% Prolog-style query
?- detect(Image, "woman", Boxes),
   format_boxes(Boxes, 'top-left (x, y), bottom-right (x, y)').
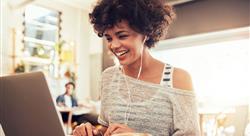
top-left (73, 0), bottom-right (200, 135)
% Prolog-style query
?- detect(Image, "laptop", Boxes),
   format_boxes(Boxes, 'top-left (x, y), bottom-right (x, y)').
top-left (0, 72), bottom-right (66, 136)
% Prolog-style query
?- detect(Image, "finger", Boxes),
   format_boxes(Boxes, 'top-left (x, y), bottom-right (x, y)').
top-left (73, 126), bottom-right (83, 136)
top-left (104, 125), bottom-right (119, 136)
top-left (112, 128), bottom-right (127, 134)
top-left (94, 125), bottom-right (107, 136)
top-left (78, 124), bottom-right (87, 136)
top-left (85, 122), bottom-right (94, 136)
top-left (109, 124), bottom-right (126, 132)
top-left (92, 128), bottom-right (98, 135)
top-left (109, 124), bottom-right (134, 135)
top-left (110, 123), bottom-right (127, 128)
top-left (72, 129), bottom-right (79, 136)
top-left (104, 126), bottom-right (111, 136)
top-left (111, 129), bottom-right (121, 135)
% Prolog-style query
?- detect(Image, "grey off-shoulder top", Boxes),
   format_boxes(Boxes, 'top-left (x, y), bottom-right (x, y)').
top-left (98, 66), bottom-right (200, 136)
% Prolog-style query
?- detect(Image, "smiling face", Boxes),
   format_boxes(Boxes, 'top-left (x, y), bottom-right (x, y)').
top-left (104, 21), bottom-right (146, 67)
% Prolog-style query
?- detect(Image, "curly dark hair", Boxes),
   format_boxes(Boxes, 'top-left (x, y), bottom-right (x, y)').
top-left (89, 0), bottom-right (176, 48)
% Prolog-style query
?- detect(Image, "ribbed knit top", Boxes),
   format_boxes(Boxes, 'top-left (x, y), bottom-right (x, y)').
top-left (98, 66), bottom-right (200, 136)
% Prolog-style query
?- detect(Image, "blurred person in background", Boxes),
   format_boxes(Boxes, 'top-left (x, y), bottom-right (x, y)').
top-left (56, 82), bottom-right (98, 126)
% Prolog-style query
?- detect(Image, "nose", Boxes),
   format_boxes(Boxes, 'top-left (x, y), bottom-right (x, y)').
top-left (109, 39), bottom-right (121, 49)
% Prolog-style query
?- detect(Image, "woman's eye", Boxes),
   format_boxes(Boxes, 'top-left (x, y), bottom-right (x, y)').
top-left (119, 35), bottom-right (128, 39)
top-left (106, 37), bottom-right (112, 42)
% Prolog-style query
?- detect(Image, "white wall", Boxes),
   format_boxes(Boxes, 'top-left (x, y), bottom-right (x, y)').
top-left (75, 10), bottom-right (91, 101)
top-left (89, 17), bottom-right (103, 101)
top-left (1, 0), bottom-right (16, 75)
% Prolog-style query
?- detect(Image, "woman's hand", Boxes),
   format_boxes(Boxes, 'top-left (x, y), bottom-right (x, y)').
top-left (73, 122), bottom-right (102, 136)
top-left (104, 123), bottom-right (135, 136)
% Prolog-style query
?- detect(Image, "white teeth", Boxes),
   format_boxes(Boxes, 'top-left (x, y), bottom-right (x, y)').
top-left (116, 50), bottom-right (128, 56)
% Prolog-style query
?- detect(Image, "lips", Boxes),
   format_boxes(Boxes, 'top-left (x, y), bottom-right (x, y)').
top-left (114, 50), bottom-right (129, 57)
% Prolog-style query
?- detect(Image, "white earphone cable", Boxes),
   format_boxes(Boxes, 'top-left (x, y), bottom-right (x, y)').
top-left (121, 36), bottom-right (147, 125)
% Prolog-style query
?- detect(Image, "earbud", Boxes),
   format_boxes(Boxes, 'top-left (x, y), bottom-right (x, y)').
top-left (143, 36), bottom-right (147, 44)
top-left (136, 36), bottom-right (147, 80)
top-left (141, 36), bottom-right (147, 53)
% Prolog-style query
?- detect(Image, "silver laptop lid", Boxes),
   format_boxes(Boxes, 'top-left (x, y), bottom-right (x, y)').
top-left (0, 72), bottom-right (66, 136)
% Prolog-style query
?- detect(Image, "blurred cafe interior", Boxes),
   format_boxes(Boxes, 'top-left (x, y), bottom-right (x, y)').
top-left (0, 0), bottom-right (249, 135)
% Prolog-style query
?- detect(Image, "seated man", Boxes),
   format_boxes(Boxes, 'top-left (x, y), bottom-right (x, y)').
top-left (56, 82), bottom-right (98, 126)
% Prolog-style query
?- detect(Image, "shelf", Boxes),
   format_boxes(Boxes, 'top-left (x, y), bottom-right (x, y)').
top-left (45, 16), bottom-right (58, 23)
top-left (24, 42), bottom-right (55, 50)
top-left (22, 56), bottom-right (52, 65)
top-left (24, 37), bottom-right (56, 46)
top-left (26, 19), bottom-right (58, 30)
top-left (26, 25), bottom-right (58, 32)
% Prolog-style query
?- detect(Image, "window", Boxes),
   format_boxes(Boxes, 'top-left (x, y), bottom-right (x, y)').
top-left (153, 39), bottom-right (250, 104)
top-left (21, 5), bottom-right (61, 77)
top-left (152, 27), bottom-right (250, 135)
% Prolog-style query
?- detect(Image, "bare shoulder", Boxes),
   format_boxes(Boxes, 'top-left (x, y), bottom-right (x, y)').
top-left (172, 67), bottom-right (194, 91)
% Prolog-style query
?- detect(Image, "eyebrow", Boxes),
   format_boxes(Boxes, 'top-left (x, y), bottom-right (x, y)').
top-left (104, 30), bottom-right (129, 37)
top-left (115, 31), bottom-right (128, 35)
